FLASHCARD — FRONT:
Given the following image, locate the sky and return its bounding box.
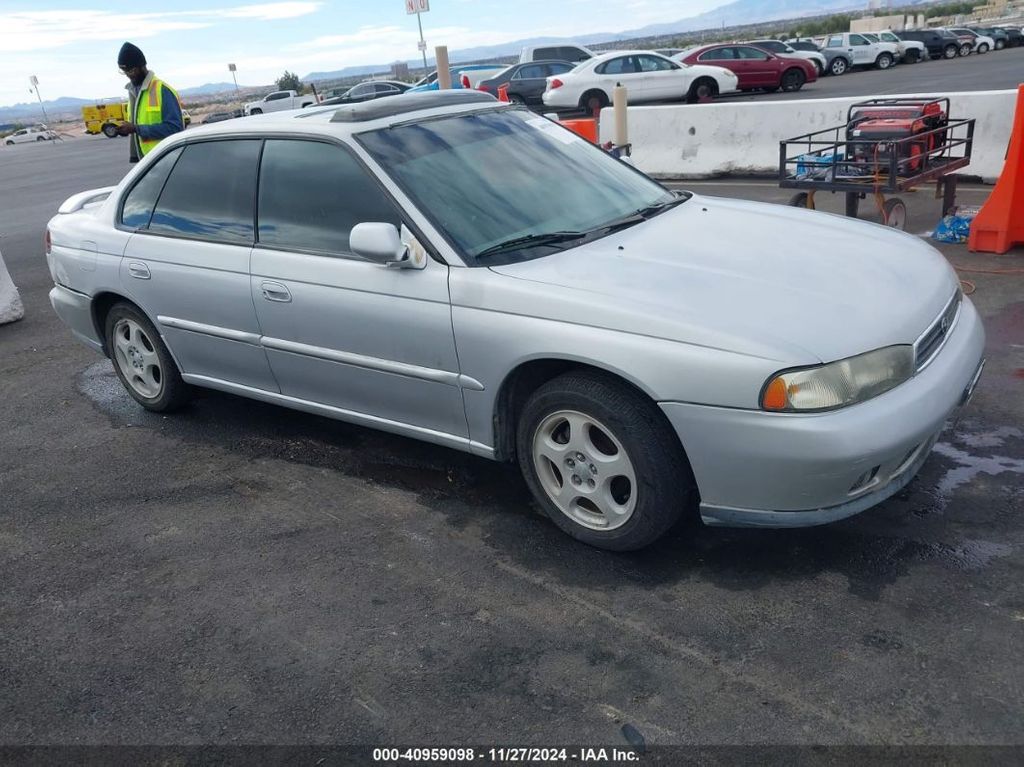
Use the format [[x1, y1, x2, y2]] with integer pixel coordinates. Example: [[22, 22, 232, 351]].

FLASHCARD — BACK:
[[0, 0, 725, 107]]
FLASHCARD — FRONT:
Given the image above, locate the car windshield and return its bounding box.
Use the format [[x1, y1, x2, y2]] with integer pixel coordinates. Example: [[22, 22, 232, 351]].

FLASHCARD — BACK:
[[358, 110, 679, 266]]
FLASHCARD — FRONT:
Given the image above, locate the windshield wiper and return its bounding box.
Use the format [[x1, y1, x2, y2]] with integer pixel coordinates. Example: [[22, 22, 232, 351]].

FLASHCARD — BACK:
[[634, 193, 689, 219], [592, 194, 690, 237], [474, 230, 587, 260]]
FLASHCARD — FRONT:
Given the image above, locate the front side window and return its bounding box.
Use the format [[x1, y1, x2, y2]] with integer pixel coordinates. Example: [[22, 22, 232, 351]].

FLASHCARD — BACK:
[[149, 140, 261, 244], [638, 55, 676, 71], [257, 139, 400, 255], [357, 110, 677, 266], [121, 146, 183, 229], [850, 35, 868, 46]]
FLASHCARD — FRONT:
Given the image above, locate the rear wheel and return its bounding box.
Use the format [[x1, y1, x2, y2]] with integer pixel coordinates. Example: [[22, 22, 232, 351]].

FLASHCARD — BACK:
[[958, 43, 972, 56], [780, 68, 806, 92], [517, 371, 695, 551], [102, 123, 118, 138], [687, 77, 718, 103], [579, 89, 608, 115], [995, 39, 1005, 50], [249, 108, 263, 115], [943, 44, 958, 59], [105, 303, 192, 412], [977, 43, 989, 54], [508, 93, 527, 105], [829, 57, 849, 75], [36, 135, 45, 141], [875, 52, 894, 70]]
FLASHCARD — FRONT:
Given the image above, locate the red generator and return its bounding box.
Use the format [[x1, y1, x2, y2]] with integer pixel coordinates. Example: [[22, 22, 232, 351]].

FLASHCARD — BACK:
[[846, 98, 949, 174]]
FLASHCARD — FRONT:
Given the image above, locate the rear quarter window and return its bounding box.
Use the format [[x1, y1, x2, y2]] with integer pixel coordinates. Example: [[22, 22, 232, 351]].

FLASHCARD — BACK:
[[120, 146, 183, 229]]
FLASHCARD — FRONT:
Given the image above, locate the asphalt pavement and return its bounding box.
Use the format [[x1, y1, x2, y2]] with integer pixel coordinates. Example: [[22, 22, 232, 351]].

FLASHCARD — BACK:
[[1, 135, 1023, 749]]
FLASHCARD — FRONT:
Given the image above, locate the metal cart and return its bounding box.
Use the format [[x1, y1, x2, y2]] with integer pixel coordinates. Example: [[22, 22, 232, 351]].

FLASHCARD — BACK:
[[779, 98, 975, 230]]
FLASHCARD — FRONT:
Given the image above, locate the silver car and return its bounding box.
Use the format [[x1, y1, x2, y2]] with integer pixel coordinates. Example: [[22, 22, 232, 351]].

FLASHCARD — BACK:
[[46, 91, 986, 550]]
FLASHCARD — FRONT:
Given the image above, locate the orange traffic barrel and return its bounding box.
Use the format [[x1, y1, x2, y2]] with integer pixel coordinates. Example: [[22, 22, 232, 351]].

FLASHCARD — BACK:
[[497, 85, 510, 103], [559, 118, 598, 143]]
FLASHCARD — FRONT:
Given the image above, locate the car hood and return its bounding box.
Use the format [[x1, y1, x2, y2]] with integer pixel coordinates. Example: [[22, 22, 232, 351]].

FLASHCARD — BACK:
[[489, 194, 958, 364]]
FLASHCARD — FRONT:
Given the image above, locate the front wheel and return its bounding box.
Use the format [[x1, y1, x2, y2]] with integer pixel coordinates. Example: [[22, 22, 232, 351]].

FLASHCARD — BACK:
[[102, 123, 118, 138], [105, 303, 192, 412], [4, 140, 12, 146], [995, 40, 1005, 50], [36, 136, 45, 141], [829, 57, 849, 75], [943, 44, 958, 59], [687, 77, 718, 103], [517, 371, 695, 551], [977, 43, 989, 54], [249, 108, 262, 115], [875, 52, 894, 70], [780, 68, 806, 92]]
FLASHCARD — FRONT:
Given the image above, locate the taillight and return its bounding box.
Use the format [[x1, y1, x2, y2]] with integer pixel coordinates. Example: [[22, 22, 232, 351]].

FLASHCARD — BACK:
[[550, 78, 564, 90], [461, 74, 471, 88], [44, 228, 51, 256]]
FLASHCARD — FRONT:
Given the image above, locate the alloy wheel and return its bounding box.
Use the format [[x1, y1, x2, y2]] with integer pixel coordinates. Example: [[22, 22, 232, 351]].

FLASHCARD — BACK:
[[531, 410, 638, 531], [112, 318, 163, 399]]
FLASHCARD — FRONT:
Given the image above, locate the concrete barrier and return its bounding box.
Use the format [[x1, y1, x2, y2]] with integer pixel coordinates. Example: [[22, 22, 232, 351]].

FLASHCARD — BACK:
[[0, 247, 25, 325], [599, 89, 1016, 182]]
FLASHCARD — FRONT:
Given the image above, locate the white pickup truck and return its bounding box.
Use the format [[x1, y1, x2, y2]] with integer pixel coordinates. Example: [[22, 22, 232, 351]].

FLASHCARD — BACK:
[[866, 31, 927, 63], [243, 90, 316, 116], [822, 32, 901, 70]]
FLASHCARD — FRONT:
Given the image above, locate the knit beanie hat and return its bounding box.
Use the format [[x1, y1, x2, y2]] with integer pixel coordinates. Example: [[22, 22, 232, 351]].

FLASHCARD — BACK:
[[118, 42, 146, 69]]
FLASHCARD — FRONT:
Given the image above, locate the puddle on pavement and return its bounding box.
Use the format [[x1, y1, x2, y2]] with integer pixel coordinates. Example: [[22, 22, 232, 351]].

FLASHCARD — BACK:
[[76, 360, 1020, 596]]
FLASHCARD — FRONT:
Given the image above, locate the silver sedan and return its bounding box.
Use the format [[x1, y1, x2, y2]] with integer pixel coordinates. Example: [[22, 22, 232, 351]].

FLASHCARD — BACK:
[[46, 92, 985, 550]]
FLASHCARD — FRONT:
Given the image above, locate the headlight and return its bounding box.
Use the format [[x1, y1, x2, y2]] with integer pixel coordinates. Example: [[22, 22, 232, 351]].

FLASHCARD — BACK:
[[761, 346, 914, 412]]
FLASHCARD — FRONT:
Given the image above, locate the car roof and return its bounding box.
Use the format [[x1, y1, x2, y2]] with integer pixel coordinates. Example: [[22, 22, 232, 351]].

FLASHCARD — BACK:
[[172, 90, 505, 142], [588, 49, 672, 62]]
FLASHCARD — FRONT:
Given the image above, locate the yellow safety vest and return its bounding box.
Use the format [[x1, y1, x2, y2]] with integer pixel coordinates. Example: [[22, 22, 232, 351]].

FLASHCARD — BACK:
[[130, 78, 178, 157]]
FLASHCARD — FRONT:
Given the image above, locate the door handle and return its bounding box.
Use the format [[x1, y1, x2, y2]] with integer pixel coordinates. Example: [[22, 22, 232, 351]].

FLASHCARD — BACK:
[[127, 262, 151, 280], [260, 281, 292, 303]]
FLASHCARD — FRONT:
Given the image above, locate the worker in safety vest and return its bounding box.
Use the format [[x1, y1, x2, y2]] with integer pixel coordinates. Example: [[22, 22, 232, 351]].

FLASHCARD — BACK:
[[115, 42, 184, 163]]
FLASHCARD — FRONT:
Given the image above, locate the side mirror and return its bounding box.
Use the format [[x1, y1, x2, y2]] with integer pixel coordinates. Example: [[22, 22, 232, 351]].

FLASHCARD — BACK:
[[350, 223, 422, 269]]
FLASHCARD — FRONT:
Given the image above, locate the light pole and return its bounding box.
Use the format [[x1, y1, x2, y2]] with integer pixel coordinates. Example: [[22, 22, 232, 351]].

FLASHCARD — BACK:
[[29, 76, 51, 127]]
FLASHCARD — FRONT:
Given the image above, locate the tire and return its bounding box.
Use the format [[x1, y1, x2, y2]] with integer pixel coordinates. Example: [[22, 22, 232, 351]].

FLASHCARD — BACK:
[[977, 43, 989, 54], [959, 44, 972, 57], [686, 77, 718, 103], [905, 49, 920, 64], [102, 123, 118, 138], [516, 371, 695, 551], [882, 198, 908, 230], [249, 108, 262, 115], [875, 52, 894, 70], [995, 40, 1005, 50], [780, 68, 806, 92], [789, 192, 815, 209], [579, 90, 608, 114], [829, 57, 849, 75], [508, 93, 527, 105], [943, 44, 958, 59], [105, 302, 192, 412], [4, 140, 12, 146], [36, 136, 45, 141]]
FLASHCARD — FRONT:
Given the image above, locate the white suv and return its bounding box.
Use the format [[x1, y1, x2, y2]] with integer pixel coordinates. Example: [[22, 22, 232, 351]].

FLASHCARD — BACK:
[[4, 125, 56, 145]]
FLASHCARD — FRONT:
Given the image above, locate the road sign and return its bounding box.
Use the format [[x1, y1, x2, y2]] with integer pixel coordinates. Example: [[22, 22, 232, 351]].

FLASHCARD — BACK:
[[417, 40, 427, 51], [228, 63, 237, 72], [29, 76, 38, 87], [406, 0, 429, 14]]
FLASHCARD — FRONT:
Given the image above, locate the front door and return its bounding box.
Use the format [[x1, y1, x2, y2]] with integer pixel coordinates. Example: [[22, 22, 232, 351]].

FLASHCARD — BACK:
[[848, 35, 874, 65], [248, 138, 467, 440], [119, 139, 278, 391]]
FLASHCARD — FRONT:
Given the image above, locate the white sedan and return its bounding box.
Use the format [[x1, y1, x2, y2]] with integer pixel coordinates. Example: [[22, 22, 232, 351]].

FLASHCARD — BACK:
[[542, 50, 738, 112]]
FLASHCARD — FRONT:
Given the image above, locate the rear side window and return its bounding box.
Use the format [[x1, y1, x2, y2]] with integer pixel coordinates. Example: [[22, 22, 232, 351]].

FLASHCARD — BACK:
[[149, 140, 261, 244], [516, 64, 548, 79], [548, 62, 574, 75], [559, 46, 590, 61], [120, 146, 182, 229], [257, 139, 400, 256], [534, 47, 558, 59]]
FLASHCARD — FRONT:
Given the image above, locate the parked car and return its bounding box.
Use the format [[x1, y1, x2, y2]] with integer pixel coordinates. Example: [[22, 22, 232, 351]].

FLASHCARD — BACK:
[[520, 43, 594, 64], [407, 65, 503, 93], [821, 32, 900, 69], [895, 29, 961, 60], [4, 125, 56, 145], [970, 27, 1009, 50], [244, 89, 316, 116], [863, 30, 927, 63], [316, 80, 410, 106], [997, 26, 1023, 47], [459, 67, 507, 90], [945, 27, 996, 53], [674, 44, 817, 93], [746, 39, 828, 75], [202, 109, 242, 124], [786, 39, 852, 76], [478, 61, 576, 104], [45, 90, 987, 550], [543, 50, 739, 111]]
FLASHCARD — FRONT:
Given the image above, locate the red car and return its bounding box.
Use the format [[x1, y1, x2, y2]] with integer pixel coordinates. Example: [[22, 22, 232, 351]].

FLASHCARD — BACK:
[[676, 44, 817, 93]]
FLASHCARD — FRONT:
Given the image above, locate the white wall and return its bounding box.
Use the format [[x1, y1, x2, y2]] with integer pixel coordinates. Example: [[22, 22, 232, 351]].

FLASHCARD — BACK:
[[599, 90, 1016, 183], [0, 248, 25, 325]]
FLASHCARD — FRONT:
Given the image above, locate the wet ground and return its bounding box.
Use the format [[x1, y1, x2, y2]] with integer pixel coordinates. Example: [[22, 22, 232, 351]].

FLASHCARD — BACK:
[[1, 139, 1023, 746]]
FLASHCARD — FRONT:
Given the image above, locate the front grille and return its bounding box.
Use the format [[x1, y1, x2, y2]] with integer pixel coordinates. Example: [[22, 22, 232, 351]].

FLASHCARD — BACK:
[[915, 290, 961, 371]]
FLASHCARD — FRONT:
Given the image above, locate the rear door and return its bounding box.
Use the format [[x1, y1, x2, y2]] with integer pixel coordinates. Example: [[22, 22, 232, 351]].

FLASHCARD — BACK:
[[511, 63, 551, 102], [119, 139, 278, 391], [249, 138, 467, 439], [698, 48, 744, 86]]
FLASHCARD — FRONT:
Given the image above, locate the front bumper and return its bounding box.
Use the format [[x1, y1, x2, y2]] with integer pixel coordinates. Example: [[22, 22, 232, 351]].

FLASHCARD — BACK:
[[49, 284, 103, 353], [660, 297, 986, 528]]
